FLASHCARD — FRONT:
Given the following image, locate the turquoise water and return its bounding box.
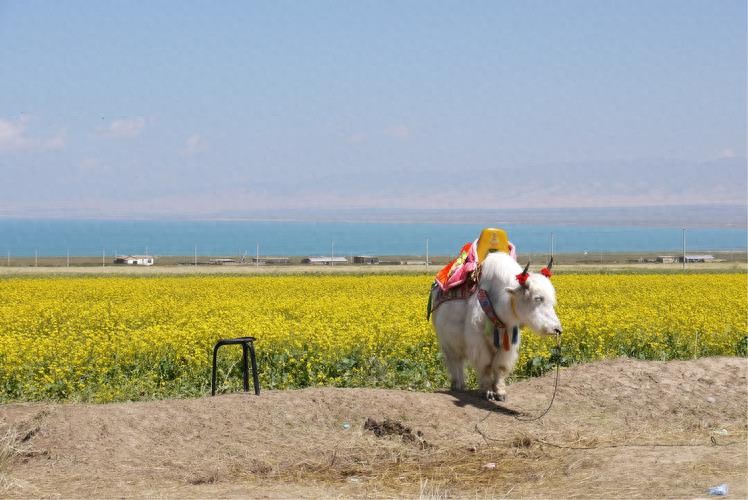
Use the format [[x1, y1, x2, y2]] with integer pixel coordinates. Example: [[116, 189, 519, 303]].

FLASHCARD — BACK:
[[0, 219, 745, 257]]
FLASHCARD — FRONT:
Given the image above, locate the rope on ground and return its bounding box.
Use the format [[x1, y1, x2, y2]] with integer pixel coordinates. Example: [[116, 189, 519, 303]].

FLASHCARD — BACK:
[[473, 334, 745, 449], [475, 420, 744, 449], [512, 334, 562, 423], [473, 335, 562, 441], [533, 436, 745, 449], [475, 413, 744, 449]]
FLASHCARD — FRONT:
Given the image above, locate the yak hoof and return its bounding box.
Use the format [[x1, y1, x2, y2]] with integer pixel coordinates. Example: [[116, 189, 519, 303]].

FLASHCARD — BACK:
[[484, 391, 506, 402], [450, 382, 465, 392]]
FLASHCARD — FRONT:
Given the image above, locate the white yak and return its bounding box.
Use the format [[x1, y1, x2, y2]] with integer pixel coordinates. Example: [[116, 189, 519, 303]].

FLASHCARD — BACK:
[[430, 252, 562, 401]]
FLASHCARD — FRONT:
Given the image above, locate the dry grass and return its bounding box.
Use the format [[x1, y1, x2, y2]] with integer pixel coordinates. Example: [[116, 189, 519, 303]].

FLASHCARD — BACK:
[[241, 401, 748, 498], [0, 429, 20, 493], [229, 424, 747, 498], [0, 409, 48, 495], [2, 358, 745, 498]]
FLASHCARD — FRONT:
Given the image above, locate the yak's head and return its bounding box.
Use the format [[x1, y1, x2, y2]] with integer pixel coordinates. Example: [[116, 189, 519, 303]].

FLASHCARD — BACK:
[[506, 259, 562, 336]]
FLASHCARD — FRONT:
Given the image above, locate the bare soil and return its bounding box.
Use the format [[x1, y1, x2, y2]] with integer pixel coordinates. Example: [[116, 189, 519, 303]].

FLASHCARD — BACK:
[[1, 357, 746, 498]]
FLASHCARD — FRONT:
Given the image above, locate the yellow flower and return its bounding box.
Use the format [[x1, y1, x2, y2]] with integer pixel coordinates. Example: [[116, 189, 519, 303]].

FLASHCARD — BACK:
[[0, 273, 744, 402]]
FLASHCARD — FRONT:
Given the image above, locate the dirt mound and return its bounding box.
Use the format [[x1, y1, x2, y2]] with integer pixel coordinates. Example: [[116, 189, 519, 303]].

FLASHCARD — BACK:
[[1, 357, 746, 498], [364, 417, 431, 449]]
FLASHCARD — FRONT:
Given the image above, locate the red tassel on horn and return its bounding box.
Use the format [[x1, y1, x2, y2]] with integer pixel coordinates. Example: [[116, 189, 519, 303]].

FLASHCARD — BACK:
[[516, 261, 531, 286], [540, 257, 553, 278]]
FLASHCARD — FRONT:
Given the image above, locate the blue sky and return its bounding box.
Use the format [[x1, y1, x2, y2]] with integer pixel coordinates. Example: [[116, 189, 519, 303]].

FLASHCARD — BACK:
[[0, 1, 745, 217]]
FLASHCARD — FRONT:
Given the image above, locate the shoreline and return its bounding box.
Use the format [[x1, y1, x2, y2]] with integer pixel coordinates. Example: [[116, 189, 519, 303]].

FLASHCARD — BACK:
[[1, 259, 745, 276]]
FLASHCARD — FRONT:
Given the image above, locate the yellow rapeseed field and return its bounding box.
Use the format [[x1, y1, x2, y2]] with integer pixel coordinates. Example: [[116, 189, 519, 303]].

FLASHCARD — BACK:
[[0, 273, 745, 402]]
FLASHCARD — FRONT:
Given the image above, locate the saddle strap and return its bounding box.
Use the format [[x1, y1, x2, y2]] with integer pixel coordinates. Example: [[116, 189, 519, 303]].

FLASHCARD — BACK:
[[477, 289, 505, 329], [479, 289, 520, 351]]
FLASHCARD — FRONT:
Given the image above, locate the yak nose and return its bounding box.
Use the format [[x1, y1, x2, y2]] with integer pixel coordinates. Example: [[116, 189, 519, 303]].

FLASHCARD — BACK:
[[554, 327, 562, 335]]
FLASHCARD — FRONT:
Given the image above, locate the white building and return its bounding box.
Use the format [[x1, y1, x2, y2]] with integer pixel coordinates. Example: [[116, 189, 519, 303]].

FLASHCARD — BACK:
[[250, 257, 290, 265], [113, 255, 154, 266], [208, 258, 237, 265], [353, 255, 380, 264], [680, 255, 715, 263], [301, 256, 348, 265]]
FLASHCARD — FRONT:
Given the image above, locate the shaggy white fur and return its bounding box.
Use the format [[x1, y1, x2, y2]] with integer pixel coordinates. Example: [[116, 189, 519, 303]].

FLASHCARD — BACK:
[[431, 252, 562, 401]]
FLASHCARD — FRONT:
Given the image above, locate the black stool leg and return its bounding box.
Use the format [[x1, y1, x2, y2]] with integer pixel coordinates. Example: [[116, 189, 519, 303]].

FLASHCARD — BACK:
[[211, 337, 259, 397], [211, 343, 220, 396], [242, 342, 250, 392], [248, 341, 260, 395]]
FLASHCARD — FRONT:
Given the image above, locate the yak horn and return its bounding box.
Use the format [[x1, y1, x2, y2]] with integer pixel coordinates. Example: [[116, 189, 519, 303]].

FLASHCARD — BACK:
[[522, 261, 531, 275], [546, 257, 554, 271]]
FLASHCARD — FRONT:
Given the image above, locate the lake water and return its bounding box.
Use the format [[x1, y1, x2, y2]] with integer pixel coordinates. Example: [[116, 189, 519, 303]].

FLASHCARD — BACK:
[[0, 219, 745, 257]]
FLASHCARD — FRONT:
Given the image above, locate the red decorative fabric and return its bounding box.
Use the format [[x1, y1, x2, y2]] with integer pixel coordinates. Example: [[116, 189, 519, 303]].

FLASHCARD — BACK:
[[434, 242, 476, 291], [516, 272, 529, 287]]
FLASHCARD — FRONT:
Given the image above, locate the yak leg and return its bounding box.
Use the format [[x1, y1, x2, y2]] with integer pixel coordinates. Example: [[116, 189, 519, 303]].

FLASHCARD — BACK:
[[463, 303, 511, 401], [470, 343, 499, 401], [464, 324, 501, 400], [492, 365, 509, 402], [481, 365, 503, 401], [490, 355, 509, 401], [442, 347, 466, 391], [433, 298, 469, 392], [491, 345, 520, 402]]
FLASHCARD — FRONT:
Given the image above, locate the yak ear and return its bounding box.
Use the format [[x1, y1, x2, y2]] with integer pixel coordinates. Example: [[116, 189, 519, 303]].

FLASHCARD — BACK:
[[505, 286, 520, 295]]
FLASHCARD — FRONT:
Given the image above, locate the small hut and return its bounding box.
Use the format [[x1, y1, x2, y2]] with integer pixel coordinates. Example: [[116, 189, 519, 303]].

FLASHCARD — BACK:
[[113, 255, 154, 266]]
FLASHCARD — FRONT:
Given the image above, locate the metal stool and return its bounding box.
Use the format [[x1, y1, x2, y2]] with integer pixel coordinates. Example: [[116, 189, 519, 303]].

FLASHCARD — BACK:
[[211, 336, 260, 396]]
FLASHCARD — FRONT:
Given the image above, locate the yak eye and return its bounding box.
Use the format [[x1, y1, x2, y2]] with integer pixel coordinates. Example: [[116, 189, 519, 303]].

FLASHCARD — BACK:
[[534, 296, 545, 303]]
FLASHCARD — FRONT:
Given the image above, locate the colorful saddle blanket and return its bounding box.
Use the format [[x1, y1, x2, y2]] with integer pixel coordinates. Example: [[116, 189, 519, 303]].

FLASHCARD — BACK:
[[434, 241, 478, 292], [428, 235, 517, 321], [434, 237, 517, 292], [427, 280, 477, 321], [426, 281, 478, 321]]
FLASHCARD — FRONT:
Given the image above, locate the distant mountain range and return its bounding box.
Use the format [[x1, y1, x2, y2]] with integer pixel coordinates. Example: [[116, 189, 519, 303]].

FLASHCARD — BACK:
[[203, 204, 746, 228], [8, 204, 735, 228], [1, 157, 744, 227]]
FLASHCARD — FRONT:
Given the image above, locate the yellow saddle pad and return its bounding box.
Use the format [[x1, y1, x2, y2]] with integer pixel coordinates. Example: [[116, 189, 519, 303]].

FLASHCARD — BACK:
[[476, 228, 510, 262]]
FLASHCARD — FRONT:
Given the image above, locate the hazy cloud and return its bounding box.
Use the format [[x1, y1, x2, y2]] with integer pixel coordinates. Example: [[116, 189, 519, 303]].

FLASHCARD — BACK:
[[100, 117, 146, 138], [717, 148, 736, 159], [385, 125, 412, 140], [347, 132, 366, 144], [0, 117, 28, 151], [43, 130, 66, 150], [78, 157, 102, 172], [0, 116, 66, 152], [181, 133, 207, 156]]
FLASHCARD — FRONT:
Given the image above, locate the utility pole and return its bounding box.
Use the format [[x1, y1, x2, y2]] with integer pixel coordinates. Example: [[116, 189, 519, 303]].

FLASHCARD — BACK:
[[35, 249, 38, 267], [194, 245, 197, 266], [102, 249, 105, 267], [256, 243, 259, 268], [331, 241, 335, 267], [426, 238, 429, 271], [682, 228, 686, 270], [66, 249, 69, 267]]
